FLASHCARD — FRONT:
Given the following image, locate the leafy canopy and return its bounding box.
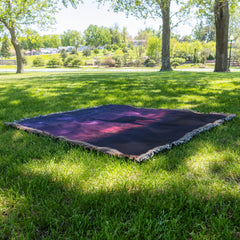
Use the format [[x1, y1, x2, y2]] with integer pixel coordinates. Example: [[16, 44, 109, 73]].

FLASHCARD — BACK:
[[0, 0, 60, 31]]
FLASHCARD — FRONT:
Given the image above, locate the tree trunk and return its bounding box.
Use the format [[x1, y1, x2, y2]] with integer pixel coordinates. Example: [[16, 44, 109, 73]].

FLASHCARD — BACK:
[[9, 27, 24, 73], [214, 0, 229, 72], [160, 0, 172, 71]]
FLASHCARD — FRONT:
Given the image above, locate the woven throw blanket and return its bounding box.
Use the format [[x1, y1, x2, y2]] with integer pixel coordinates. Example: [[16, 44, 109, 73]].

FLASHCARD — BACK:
[[5, 104, 235, 162]]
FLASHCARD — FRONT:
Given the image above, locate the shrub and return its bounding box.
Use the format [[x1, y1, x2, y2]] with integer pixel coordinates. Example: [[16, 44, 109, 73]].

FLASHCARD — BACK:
[[112, 55, 123, 67], [200, 56, 207, 64], [106, 45, 112, 51], [47, 57, 62, 68], [60, 49, 68, 60], [123, 53, 130, 67], [102, 57, 116, 67], [122, 47, 128, 53], [144, 58, 156, 67], [71, 57, 83, 67], [171, 62, 180, 68], [103, 49, 108, 55], [114, 49, 124, 55], [82, 49, 91, 57], [126, 60, 134, 67], [64, 56, 75, 66], [33, 56, 45, 67], [70, 48, 78, 55], [94, 48, 99, 54], [129, 43, 134, 50], [94, 58, 101, 66], [112, 44, 119, 51], [133, 58, 143, 67], [170, 58, 185, 65]]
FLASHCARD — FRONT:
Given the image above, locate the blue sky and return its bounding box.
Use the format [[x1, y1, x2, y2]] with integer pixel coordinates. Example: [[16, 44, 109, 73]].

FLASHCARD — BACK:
[[41, 1, 195, 37]]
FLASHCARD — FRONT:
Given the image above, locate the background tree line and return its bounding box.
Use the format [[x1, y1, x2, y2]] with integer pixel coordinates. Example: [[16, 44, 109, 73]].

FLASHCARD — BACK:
[[0, 0, 239, 73], [1, 25, 240, 69]]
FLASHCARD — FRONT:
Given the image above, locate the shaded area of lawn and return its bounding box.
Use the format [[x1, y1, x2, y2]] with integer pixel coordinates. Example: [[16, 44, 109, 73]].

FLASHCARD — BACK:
[[0, 72, 239, 239]]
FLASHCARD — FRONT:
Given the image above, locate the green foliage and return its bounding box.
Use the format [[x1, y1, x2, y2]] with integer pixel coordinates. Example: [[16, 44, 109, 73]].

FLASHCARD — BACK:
[[122, 47, 128, 53], [64, 55, 76, 66], [171, 39, 216, 62], [171, 62, 180, 68], [64, 55, 83, 67], [33, 56, 45, 67], [103, 49, 108, 55], [40, 34, 61, 48], [135, 28, 154, 42], [133, 58, 144, 67], [61, 30, 83, 49], [114, 49, 124, 55], [0, 0, 60, 32], [123, 53, 131, 66], [0, 37, 11, 59], [192, 48, 199, 63], [19, 29, 42, 51], [47, 57, 63, 68], [93, 48, 100, 54], [60, 49, 68, 60], [170, 58, 186, 65], [70, 48, 78, 55], [135, 45, 146, 59], [112, 55, 123, 67], [229, 5, 240, 41], [144, 58, 156, 67], [106, 44, 112, 51], [84, 25, 111, 47], [71, 57, 83, 67], [112, 43, 119, 51], [193, 21, 215, 42], [109, 24, 121, 45], [146, 36, 161, 62], [121, 27, 128, 44], [82, 49, 91, 57]]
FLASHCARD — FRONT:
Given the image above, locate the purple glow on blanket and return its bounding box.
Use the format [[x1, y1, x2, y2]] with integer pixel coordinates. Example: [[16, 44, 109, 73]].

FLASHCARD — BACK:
[[16, 104, 230, 157]]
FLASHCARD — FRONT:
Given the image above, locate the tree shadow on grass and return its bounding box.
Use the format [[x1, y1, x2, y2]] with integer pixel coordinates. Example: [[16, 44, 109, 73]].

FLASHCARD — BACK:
[[1, 142, 240, 239]]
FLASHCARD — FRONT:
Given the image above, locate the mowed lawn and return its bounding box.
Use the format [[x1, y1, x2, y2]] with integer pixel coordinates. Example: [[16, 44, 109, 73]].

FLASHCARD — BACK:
[[0, 71, 239, 239]]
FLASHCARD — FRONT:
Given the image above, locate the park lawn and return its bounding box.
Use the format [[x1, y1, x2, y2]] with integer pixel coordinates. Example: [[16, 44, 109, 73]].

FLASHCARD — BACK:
[[0, 71, 239, 239]]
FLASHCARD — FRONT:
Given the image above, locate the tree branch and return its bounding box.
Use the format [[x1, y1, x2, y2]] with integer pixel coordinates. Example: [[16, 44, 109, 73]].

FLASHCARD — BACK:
[[0, 17, 11, 30]]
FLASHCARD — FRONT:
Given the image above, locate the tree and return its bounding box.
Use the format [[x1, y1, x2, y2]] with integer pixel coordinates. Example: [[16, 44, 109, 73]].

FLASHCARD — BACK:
[[20, 29, 42, 51], [1, 36, 11, 59], [229, 5, 240, 40], [134, 28, 154, 44], [61, 30, 83, 49], [159, 0, 172, 71], [146, 36, 162, 63], [193, 21, 215, 42], [0, 0, 60, 73], [121, 27, 129, 44], [84, 25, 111, 47], [0, 0, 82, 73], [188, 0, 239, 72], [41, 34, 61, 48], [96, 0, 177, 71], [109, 24, 121, 45], [214, 0, 229, 71]]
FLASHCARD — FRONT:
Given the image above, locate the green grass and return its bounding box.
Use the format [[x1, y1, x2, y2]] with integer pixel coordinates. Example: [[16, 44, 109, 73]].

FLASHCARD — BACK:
[[0, 71, 239, 239]]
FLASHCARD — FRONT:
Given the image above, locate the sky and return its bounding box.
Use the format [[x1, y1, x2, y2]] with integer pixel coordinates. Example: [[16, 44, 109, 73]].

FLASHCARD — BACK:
[[41, 1, 195, 37]]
